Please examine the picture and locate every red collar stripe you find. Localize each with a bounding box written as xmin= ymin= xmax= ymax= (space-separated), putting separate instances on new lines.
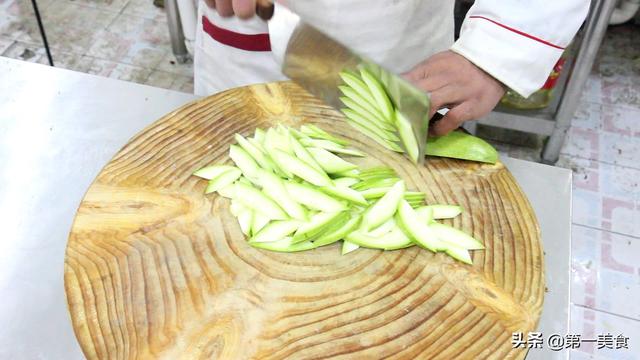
xmin=202 ymin=16 xmax=272 ymax=52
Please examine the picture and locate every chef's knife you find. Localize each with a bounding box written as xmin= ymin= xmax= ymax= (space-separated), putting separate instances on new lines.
xmin=262 ymin=3 xmax=431 ymax=165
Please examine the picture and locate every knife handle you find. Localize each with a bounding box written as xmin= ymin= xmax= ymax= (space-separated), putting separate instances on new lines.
xmin=256 ymin=0 xmax=274 ymax=20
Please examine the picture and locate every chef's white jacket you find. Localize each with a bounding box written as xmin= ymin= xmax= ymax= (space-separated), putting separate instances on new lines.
xmin=194 ymin=0 xmax=589 ymax=98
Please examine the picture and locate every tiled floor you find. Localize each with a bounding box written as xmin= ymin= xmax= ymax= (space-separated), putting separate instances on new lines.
xmin=453 ymin=22 xmax=640 ymax=359
xmin=0 ymin=0 xmax=193 ymax=92
xmin=2 ymin=2 xmax=640 ymax=358
xmin=477 ymin=24 xmax=640 ymax=360
xmin=559 ymin=22 xmax=640 ymax=360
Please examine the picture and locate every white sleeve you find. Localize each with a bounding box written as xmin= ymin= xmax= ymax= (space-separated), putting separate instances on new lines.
xmin=450 ymin=0 xmax=590 ymax=97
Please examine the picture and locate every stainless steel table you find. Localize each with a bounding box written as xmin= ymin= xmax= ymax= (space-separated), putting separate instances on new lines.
xmin=0 ymin=57 xmax=572 ymax=360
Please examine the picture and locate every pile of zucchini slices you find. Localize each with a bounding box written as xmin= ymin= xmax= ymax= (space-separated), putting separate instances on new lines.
xmin=193 ymin=124 xmax=484 ymax=264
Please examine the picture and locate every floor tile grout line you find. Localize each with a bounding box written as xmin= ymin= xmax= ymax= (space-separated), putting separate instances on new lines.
xmin=15 ymin=2 xmax=122 ymax=59
xmin=600 ymin=102 xmax=640 ymax=113
xmin=0 ymin=42 xmax=17 ymax=58
xmin=53 ymin=0 xmax=169 ymax=20
xmin=119 ymin=0 xmax=132 ymax=15
xmin=53 ymin=0 xmax=125 ymax=15
xmin=575 ymin=98 xmax=640 ymax=117
xmin=572 ymin=223 xmax=640 ymax=240
xmin=597 ymin=100 xmax=640 ymax=112
xmin=565 ymin=122 xmax=640 ymax=140
xmin=4 ymin=1 xmax=175 ymax=73
xmin=572 ymin=303 xmax=640 ymax=323
xmin=560 ymin=152 xmax=640 ymax=173
xmin=578 ymin=99 xmax=606 ymax=108
xmin=31 ymin=0 xmax=57 ymax=14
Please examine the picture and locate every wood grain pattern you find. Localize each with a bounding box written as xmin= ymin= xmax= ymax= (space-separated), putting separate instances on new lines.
xmin=64 ymin=81 xmax=544 ymax=360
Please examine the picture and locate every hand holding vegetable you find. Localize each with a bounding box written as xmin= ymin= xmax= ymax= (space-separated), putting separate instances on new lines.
xmin=404 ymin=50 xmax=506 ymax=136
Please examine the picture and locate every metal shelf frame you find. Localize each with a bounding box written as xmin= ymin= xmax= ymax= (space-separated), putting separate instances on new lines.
xmin=166 ymin=0 xmax=191 ymax=64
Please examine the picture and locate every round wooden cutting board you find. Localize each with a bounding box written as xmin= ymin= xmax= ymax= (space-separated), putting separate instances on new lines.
xmin=64 ymin=81 xmax=544 ymax=360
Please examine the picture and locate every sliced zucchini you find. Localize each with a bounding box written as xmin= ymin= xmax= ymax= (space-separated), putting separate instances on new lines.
xmin=320 ymin=185 xmax=368 ymax=206
xmin=287 ymin=126 xmax=306 ymax=139
xmin=314 ymin=214 xmax=362 ymax=247
xmin=394 ymin=109 xmax=420 ymax=164
xmin=248 ymin=137 xmax=287 ymax=177
xmin=426 ymin=131 xmax=498 ymax=164
xmin=271 ymin=149 xmax=332 ymax=187
xmin=341 ymin=106 xmax=396 ymax=137
xmin=382 ymin=229 xmax=415 ymax=250
xmin=360 ymin=187 xmax=392 ymax=200
xmin=276 ymin=124 xmax=291 ymax=137
xmin=235 ymin=182 xmax=288 ymax=220
xmin=341 ymin=241 xmax=360 ymax=255
xmin=352 ymin=177 xmax=400 ymax=191
xmin=249 ymin=220 xmax=301 ymax=243
xmin=289 ymin=133 xmax=324 ymax=173
xmin=195 ymin=124 xmax=485 ymax=261
xmin=235 ymin=133 xmax=275 ymax=173
xmin=263 ymin=129 xmax=294 ymax=178
xmin=338 ymin=84 xmax=378 ymax=113
xmin=340 ymin=96 xmax=393 ymax=129
xmin=407 ymin=200 xmax=426 ymax=208
xmin=396 ymin=200 xmax=445 ymax=252
xmin=363 ymin=190 xmax=423 ymax=206
xmin=404 ymin=192 xmax=426 ymax=205
xmin=284 ymin=182 xmax=347 ymax=212
xmin=253 ymin=128 xmax=266 ymax=143
xmin=229 ymin=199 xmax=247 ymax=217
xmin=258 ymin=169 xmax=307 ymax=220
xmin=417 ymin=205 xmax=463 ymax=220
xmin=345 ymin=119 xmax=403 ymax=152
xmin=237 ymin=209 xmax=253 ymax=236
xmin=415 ymin=205 xmax=433 ymax=222
xmin=237 ymin=177 xmax=252 ymax=186
xmin=265 ymin=127 xmax=292 ymax=153
xmin=359 ymin=68 xmax=394 ymax=120
xmin=444 ymin=243 xmax=473 ymax=264
xmin=251 ymin=212 xmax=271 ymax=235
xmin=361 ymin=180 xmax=405 ymax=231
xmin=247 ymin=136 xmax=266 ymax=152
xmin=204 ymin=168 xmax=242 ymax=194
xmin=300 ymin=124 xmax=350 ymax=146
xmin=293 ymin=211 xmax=347 ymax=243
xmin=357 ymin=166 xmax=397 ymax=179
xmin=339 ymin=71 xmax=378 ymax=108
xmin=342 ymin=109 xmax=399 ymax=142
xmin=299 ymin=138 xmax=365 ymax=157
xmin=218 ymin=184 xmax=236 ymax=199
xmin=229 ymin=144 xmax=260 ymax=180
xmin=368 ymin=218 xmax=397 ymax=237
xmin=307 ymin=147 xmax=358 ymax=174
xmin=429 ymin=222 xmax=484 ymax=250
xmin=255 ymin=139 xmax=293 ymax=179
xmin=346 ymin=228 xmax=412 ymax=250
xmin=333 ymin=177 xmax=359 ymax=188
xmin=333 ymin=169 xmax=360 ymax=178
xmin=193 ymin=165 xmax=237 ymax=180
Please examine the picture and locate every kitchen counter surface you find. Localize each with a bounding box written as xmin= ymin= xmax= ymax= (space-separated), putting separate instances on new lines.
xmin=0 ymin=58 xmax=571 ymax=359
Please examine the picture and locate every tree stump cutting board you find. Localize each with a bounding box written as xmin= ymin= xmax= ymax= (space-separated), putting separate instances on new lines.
xmin=64 ymin=81 xmax=544 ymax=360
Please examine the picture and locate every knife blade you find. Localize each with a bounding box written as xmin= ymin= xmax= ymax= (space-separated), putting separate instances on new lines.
xmin=267 ymin=4 xmax=431 ymax=165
